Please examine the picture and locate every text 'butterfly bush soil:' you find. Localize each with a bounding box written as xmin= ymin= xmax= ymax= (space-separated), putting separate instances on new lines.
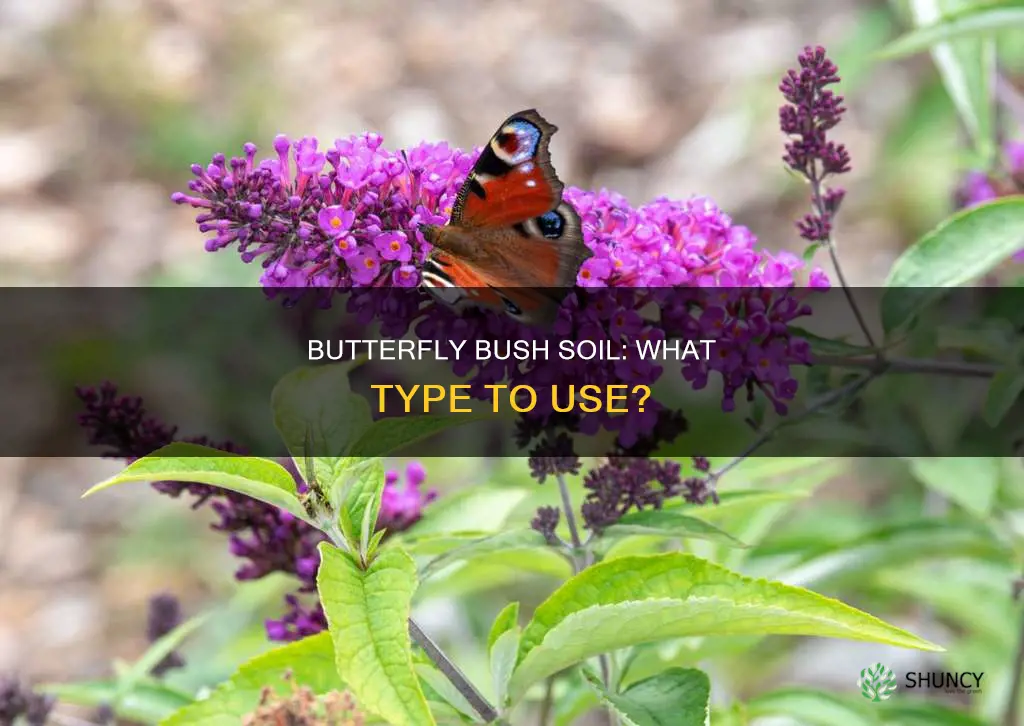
xmin=77 ymin=382 xmax=436 ymax=641
xmin=173 ymin=109 xmax=832 ymax=455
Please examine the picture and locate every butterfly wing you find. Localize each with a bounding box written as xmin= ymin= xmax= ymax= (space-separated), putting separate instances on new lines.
xmin=450 ymin=109 xmax=565 ymax=227
xmin=422 ymin=110 xmax=591 ymax=324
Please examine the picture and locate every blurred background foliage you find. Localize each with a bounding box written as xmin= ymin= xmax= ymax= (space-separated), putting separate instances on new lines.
xmin=2 ymin=0 xmax=1024 ymax=724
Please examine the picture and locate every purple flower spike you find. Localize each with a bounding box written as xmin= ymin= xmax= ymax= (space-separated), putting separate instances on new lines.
xmin=0 ymin=677 xmax=55 ymax=726
xmin=579 ymin=457 xmax=718 ymax=533
xmin=779 ymin=45 xmax=850 ymax=243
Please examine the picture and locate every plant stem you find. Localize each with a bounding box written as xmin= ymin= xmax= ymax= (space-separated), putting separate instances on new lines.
xmin=408 ymin=618 xmax=499 ymax=723
xmin=825 ymin=240 xmax=881 ymax=353
xmin=808 ymin=171 xmax=880 ymax=355
xmin=814 ymin=352 xmax=1000 ymax=378
xmin=711 ymin=372 xmax=877 ymax=482
xmin=555 ymin=472 xmax=615 ymax=723
xmin=539 ymin=677 xmax=555 ymax=726
xmin=1005 ymin=605 xmax=1024 ymax=726
xmin=556 ymin=473 xmax=584 ymax=553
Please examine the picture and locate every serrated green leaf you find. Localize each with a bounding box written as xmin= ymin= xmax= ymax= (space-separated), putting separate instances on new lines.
xmin=487 ymin=602 xmax=520 ymax=654
xmin=879 ymin=1 xmax=1024 ymax=60
xmin=42 ymin=680 xmax=193 ymax=725
xmin=420 ymin=529 xmax=552 ymax=580
xmin=602 ymin=509 xmax=746 ymax=548
xmin=341 ymin=457 xmax=386 ymax=553
xmin=907 ymin=457 xmax=999 ymax=516
xmin=582 ymin=667 xmax=710 ymax=726
xmin=984 ymin=367 xmax=1024 ymax=426
xmin=160 ymin=633 xmax=341 ymax=726
xmin=507 ymin=553 xmax=942 ymax=703
xmin=317 ymin=543 xmax=434 ymax=726
xmin=348 ymin=414 xmax=492 ymax=458
xmin=882 ymin=198 xmax=1024 ymax=334
xmin=82 ymin=443 xmax=310 ymax=524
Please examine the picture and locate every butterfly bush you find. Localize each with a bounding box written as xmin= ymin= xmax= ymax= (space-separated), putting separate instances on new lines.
xmin=75 ymin=46 xmax=851 ymax=647
xmin=172 ymin=53 xmax=840 ymax=452
xmin=76 ymin=382 xmax=436 ymax=641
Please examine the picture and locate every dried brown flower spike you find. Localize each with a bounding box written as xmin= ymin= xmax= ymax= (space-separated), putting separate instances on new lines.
xmin=241 ymin=670 xmax=365 ymax=726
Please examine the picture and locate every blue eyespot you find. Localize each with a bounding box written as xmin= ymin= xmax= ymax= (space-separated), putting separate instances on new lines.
xmin=503 ymin=120 xmax=541 ymax=163
xmin=536 ymin=210 xmax=565 ymax=239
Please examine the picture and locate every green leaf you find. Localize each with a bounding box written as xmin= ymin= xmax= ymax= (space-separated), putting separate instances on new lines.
xmin=582 ymin=667 xmax=710 ymax=726
xmin=905 ymin=0 xmax=996 ymax=164
xmin=317 ymin=543 xmax=434 ymax=725
xmin=397 ymin=532 xmax=497 ymax=558
xmin=984 ymin=367 xmax=1024 ymax=426
xmin=790 ymin=327 xmax=880 ymax=357
xmin=507 ymin=553 xmax=942 ymax=703
xmin=161 ymin=633 xmax=341 ymax=726
xmin=82 ymin=443 xmax=310 ymax=524
xmin=413 ymin=665 xmax=481 ymax=722
xmin=42 ymin=680 xmax=193 ymax=725
xmin=771 ymin=518 xmax=1011 ymax=588
xmin=271 ymin=363 xmax=373 ymax=489
xmin=339 ymin=457 xmax=386 ymax=553
xmin=408 ymin=487 xmax=530 ymax=536
xmin=746 ymin=688 xmax=878 ymax=726
xmin=348 ymin=414 xmax=492 ymax=458
xmin=490 ymin=628 xmax=520 ymax=712
xmin=936 ymin=321 xmax=1019 ymax=362
xmin=116 ymin=614 xmax=208 ymax=707
xmin=878 ymin=700 xmax=991 ymax=725
xmin=487 ymin=602 xmax=520 ymax=654
xmin=907 ymin=457 xmax=999 ymax=516
xmin=882 ymin=198 xmax=1024 ymax=334
xmin=420 ymin=529 xmax=552 ymax=580
xmin=602 ymin=509 xmax=746 ymax=548
xmin=879 ymin=1 xmax=1024 ymax=60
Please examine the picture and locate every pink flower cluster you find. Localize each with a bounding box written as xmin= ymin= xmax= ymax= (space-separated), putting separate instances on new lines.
xmin=173 ymin=125 xmax=830 ymax=452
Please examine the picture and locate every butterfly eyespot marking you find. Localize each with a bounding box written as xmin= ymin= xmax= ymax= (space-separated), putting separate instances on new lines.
xmin=490 ymin=119 xmax=542 ymax=165
xmin=536 ymin=209 xmax=566 ymax=239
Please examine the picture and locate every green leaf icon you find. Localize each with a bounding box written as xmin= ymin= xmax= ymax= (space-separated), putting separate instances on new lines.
xmin=858 ymin=663 xmax=897 ymax=702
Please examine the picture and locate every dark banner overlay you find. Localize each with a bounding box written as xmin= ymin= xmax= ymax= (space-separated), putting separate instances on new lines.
xmin=6 ymin=286 xmax=1023 ymax=457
